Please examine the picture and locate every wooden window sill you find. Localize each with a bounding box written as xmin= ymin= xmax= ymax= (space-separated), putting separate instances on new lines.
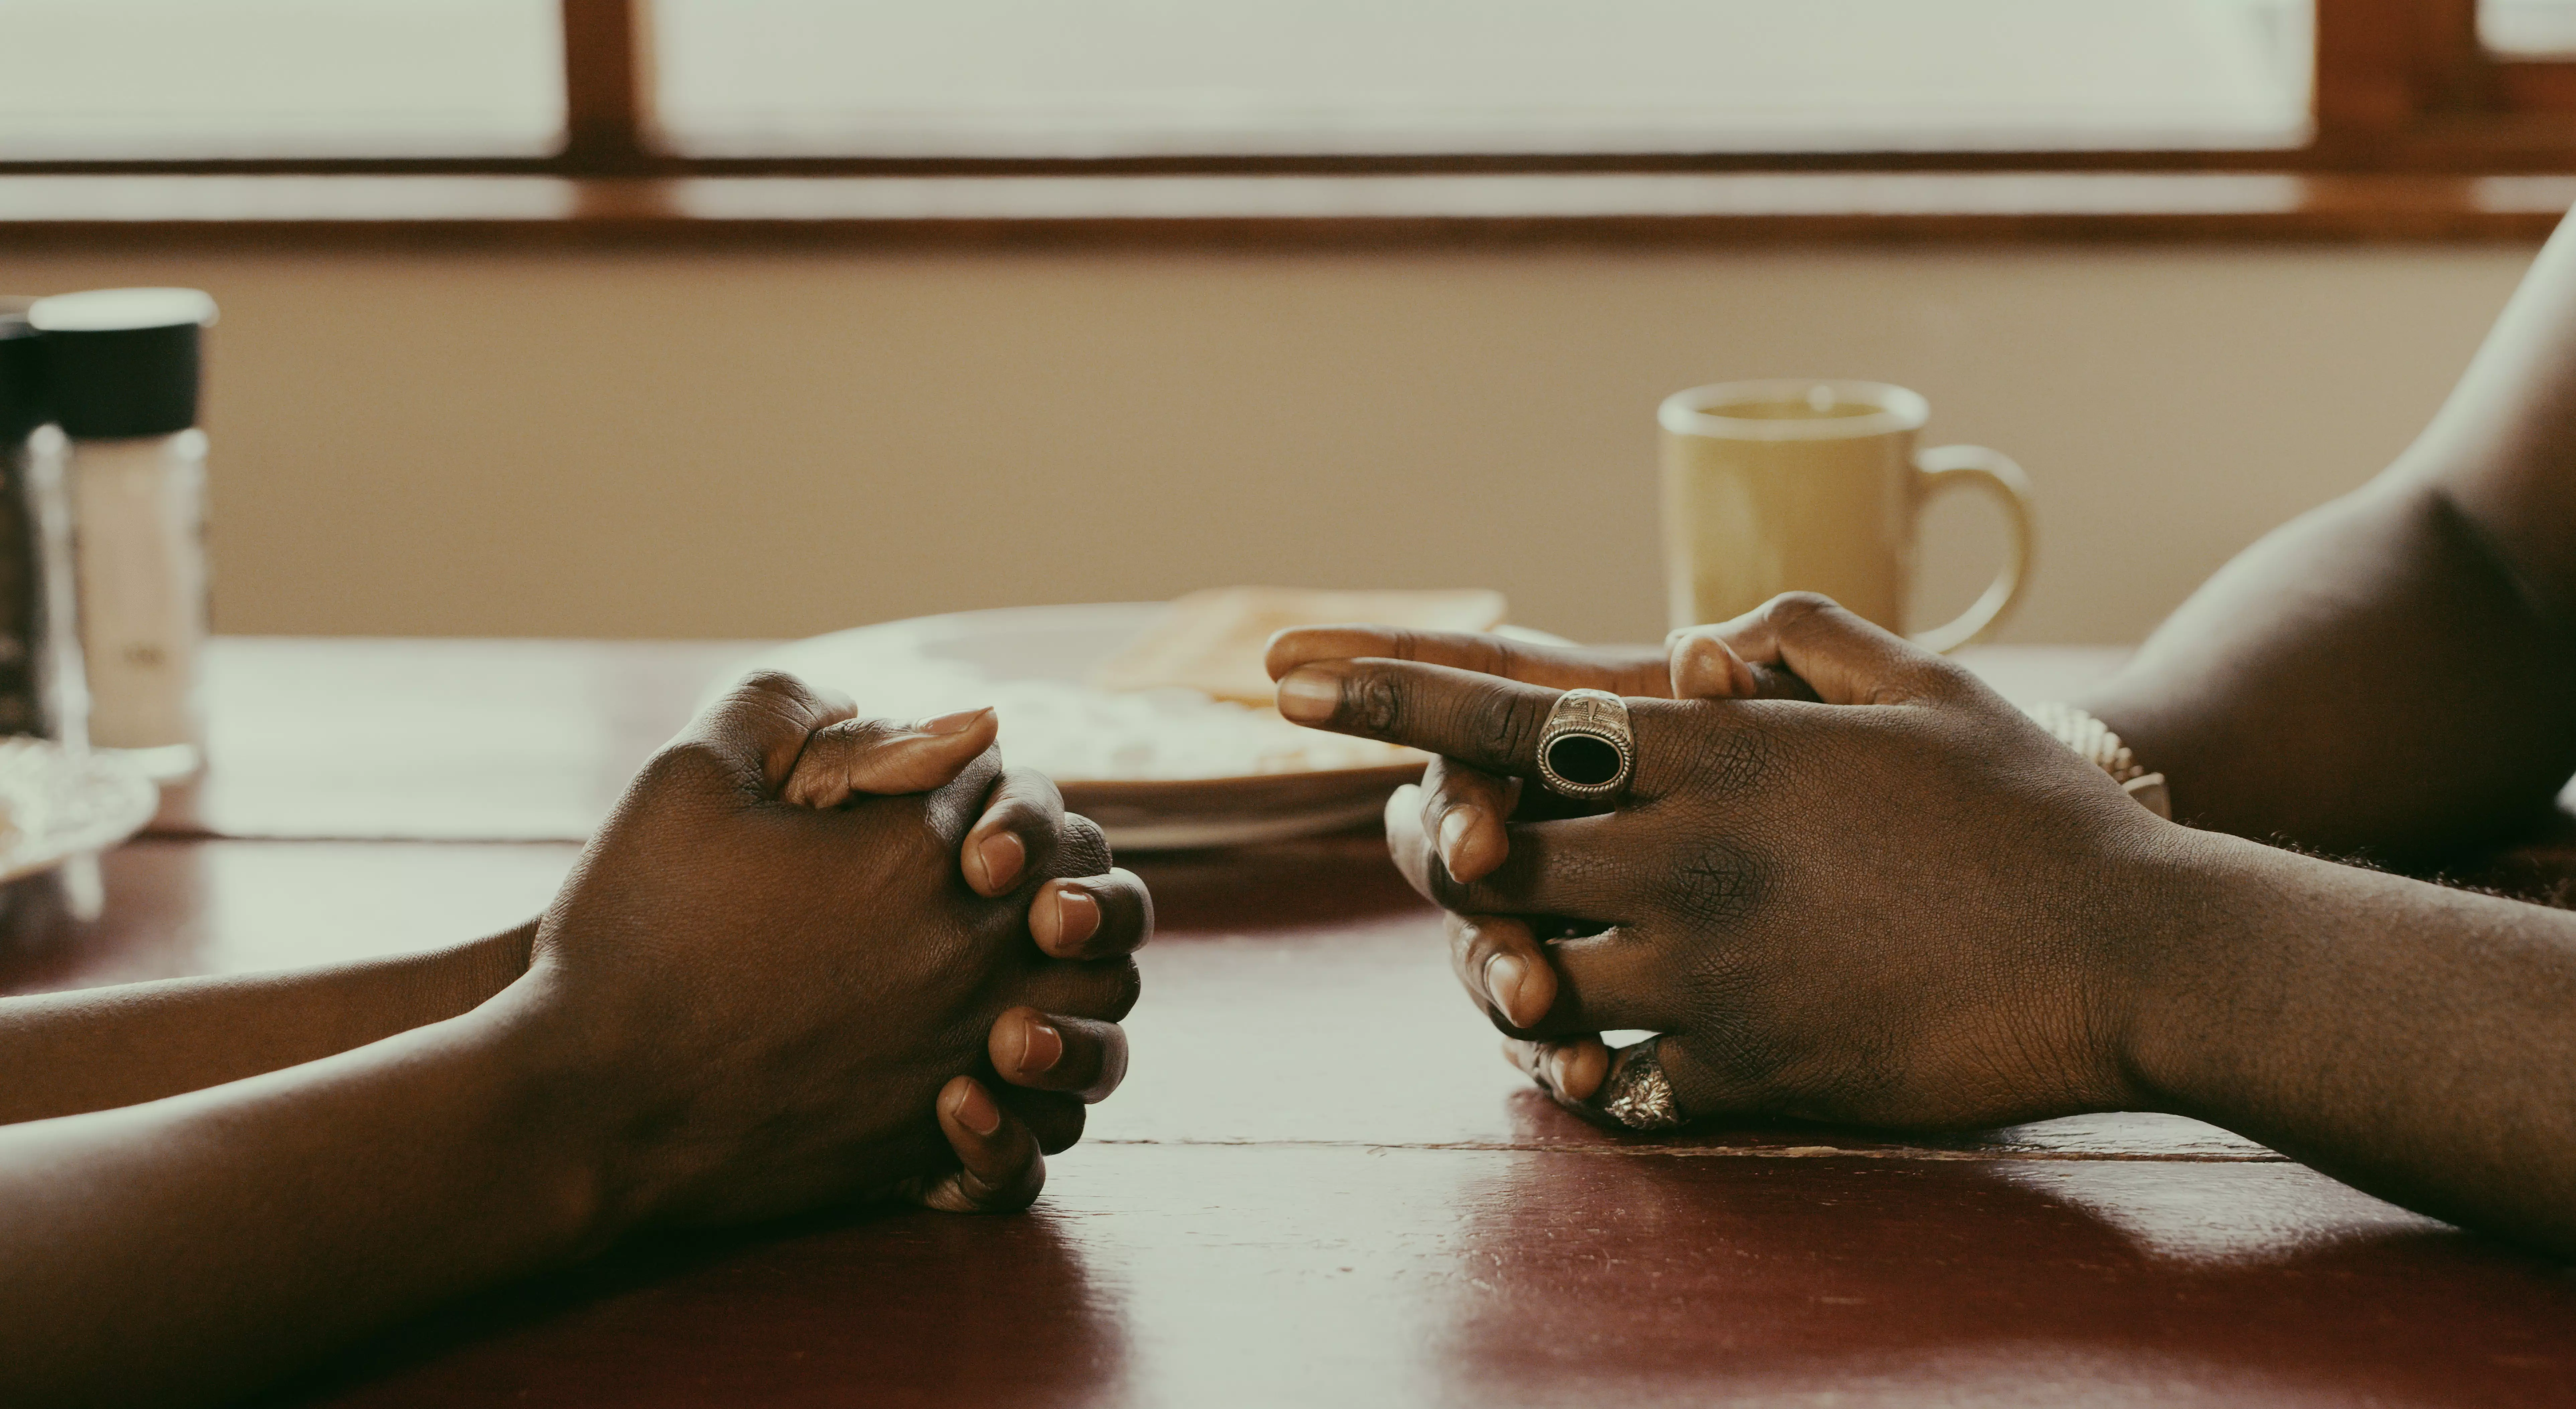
xmin=1 ymin=171 xmax=2569 ymax=248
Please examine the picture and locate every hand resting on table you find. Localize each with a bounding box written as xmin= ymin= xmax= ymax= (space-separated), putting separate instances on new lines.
xmin=1271 ymin=594 xmax=2146 ymax=1133
xmin=1270 ymin=593 xmax=2576 ymax=1259
xmin=0 ymin=669 xmax=1149 ymax=1406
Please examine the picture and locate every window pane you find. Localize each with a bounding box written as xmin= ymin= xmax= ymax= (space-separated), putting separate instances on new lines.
xmin=2483 ymin=0 xmax=2576 ymax=55
xmin=651 ymin=0 xmax=2312 ymax=158
xmin=0 ymin=0 xmax=563 ymax=160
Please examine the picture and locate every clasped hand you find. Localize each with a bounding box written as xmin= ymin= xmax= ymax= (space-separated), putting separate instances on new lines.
xmin=516 ymin=669 xmax=1148 ymax=1233
xmin=1269 ymin=593 xmax=2176 ymax=1135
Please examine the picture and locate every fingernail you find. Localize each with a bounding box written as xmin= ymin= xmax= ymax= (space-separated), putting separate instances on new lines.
xmin=1485 ymin=951 xmax=1529 ymax=1026
xmin=1547 ymin=1047 xmax=1579 ymax=1094
xmin=1013 ymin=1016 xmax=1064 ymax=1077
xmin=1274 ymin=668 xmax=1340 ymax=724
xmin=974 ymin=831 xmax=1025 ymax=893
xmin=1670 ymin=634 xmax=1741 ymax=700
xmin=921 ymin=707 xmax=993 ymax=735
xmin=1438 ymin=806 xmax=1481 ymax=870
xmin=952 ymin=1080 xmax=1002 ymax=1137
xmin=1571 ymin=1045 xmax=1612 ymax=1101
xmin=1049 ymin=884 xmax=1100 ymax=950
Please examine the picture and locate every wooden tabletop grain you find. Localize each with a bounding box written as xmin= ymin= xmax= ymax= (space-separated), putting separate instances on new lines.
xmin=6 ymin=637 xmax=2571 ymax=1408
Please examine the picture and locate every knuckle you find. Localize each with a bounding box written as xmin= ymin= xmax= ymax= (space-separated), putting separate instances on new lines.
xmin=1659 ymin=835 xmax=1769 ymax=933
xmin=1351 ymin=671 xmax=1405 ymax=734
xmin=959 ymin=742 xmax=1008 ymax=789
xmin=823 ymin=716 xmax=902 ymax=748
xmin=1484 ymin=688 xmax=1552 ymax=764
xmin=1087 ymin=1025 xmax=1132 ymax=1099
xmin=1446 ymin=913 xmax=1485 ymax=962
xmin=1764 ymin=591 xmax=1839 ymax=625
xmin=1916 ymin=655 xmax=1985 ymax=701
xmin=1120 ymin=871 xmax=1156 ymax=944
xmin=1001 ymin=766 xmax=1066 ymax=811
xmin=1053 ymin=814 xmax=1112 ymax=877
xmin=1445 ymin=923 xmax=1481 ymax=986
xmin=796 ymin=720 xmax=896 ymax=780
xmin=1689 ymin=718 xmax=1774 ymax=798
xmin=731 ymin=668 xmax=816 ymax=707
xmin=925 ymin=748 xmax=1008 ymax=835
xmin=636 ymin=738 xmax=740 ymax=799
xmin=984 ymin=793 xmax=1058 ymax=853
xmin=1093 ymin=958 xmax=1143 ymax=1022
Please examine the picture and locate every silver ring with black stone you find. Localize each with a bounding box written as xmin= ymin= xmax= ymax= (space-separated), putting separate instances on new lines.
xmin=1535 ymin=688 xmax=1635 ymax=802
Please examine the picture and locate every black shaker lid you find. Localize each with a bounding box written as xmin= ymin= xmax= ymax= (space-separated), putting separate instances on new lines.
xmin=0 ymin=300 xmax=40 ymax=444
xmin=29 ymin=288 xmax=217 ymax=439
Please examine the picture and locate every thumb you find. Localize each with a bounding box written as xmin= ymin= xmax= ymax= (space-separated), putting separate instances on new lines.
xmin=1665 ymin=627 xmax=1758 ymax=699
xmin=667 ymin=670 xmax=858 ymax=799
xmin=782 ymin=707 xmax=1000 ymax=808
xmin=1666 ymin=625 xmax=1823 ymax=702
xmin=1702 ymin=592 xmax=1957 ymax=708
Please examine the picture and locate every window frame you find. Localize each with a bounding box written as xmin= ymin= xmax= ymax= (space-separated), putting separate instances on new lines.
xmin=0 ymin=0 xmax=2563 ymax=176
xmin=3 ymin=0 xmax=2572 ymax=244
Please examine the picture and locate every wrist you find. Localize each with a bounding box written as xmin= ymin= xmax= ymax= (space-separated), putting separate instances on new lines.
xmin=464 ymin=954 xmax=730 ymax=1245
xmin=2090 ymin=825 xmax=2283 ymax=1119
xmin=443 ymin=980 xmax=642 ymax=1259
xmin=409 ymin=920 xmax=537 ymax=1028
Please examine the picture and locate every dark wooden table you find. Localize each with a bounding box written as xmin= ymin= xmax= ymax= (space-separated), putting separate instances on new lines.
xmin=5 ymin=638 xmax=2573 ymax=1408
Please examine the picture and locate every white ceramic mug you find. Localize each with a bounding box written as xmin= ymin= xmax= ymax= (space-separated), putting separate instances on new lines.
xmin=1658 ymin=379 xmax=2035 ymax=652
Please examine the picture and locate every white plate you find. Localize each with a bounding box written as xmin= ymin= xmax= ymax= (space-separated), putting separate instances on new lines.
xmin=0 ymin=739 xmax=160 ymax=883
xmin=738 ymin=602 xmax=1524 ymax=850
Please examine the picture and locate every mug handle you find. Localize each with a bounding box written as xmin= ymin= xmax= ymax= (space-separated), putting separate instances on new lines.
xmin=1908 ymin=444 xmax=2035 ymax=655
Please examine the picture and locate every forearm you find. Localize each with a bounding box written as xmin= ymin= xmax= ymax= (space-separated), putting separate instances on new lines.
xmin=0 ymin=984 xmax=608 ymax=1407
xmin=2120 ymin=829 xmax=2576 ymax=1254
xmin=0 ymin=920 xmax=535 ymax=1125
xmin=2081 ymin=214 xmax=2576 ymax=864
xmin=2080 ymin=480 xmax=2576 ymax=865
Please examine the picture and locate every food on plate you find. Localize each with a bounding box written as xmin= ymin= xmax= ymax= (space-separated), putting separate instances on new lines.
xmin=1090 ymin=586 xmax=1508 ymax=705
xmin=971 ymin=677 xmax=1425 ymax=782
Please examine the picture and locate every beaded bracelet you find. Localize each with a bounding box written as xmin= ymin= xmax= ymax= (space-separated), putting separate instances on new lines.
xmin=2024 ymin=701 xmax=2172 ymax=820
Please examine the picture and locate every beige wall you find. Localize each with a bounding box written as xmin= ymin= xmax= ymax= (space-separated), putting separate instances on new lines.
xmin=0 ymin=241 xmax=2539 ymax=644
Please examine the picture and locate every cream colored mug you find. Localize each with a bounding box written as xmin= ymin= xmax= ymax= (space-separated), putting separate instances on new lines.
xmin=1658 ymin=379 xmax=2035 ymax=652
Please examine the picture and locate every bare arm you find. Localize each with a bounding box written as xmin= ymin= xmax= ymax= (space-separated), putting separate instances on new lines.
xmin=0 ymin=924 xmax=533 ymax=1125
xmin=2129 ymin=828 xmax=2576 ymax=1249
xmin=0 ymin=996 xmax=600 ymax=1406
xmin=2081 ymin=214 xmax=2576 ymax=865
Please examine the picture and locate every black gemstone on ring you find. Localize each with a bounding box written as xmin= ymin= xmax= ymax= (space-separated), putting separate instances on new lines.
xmin=1546 ymin=733 xmax=1623 ymax=788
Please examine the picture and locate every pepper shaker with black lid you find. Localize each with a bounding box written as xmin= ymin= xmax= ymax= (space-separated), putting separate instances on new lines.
xmin=28 ymin=287 xmax=215 ymax=760
xmin=0 ymin=300 xmax=81 ymax=744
